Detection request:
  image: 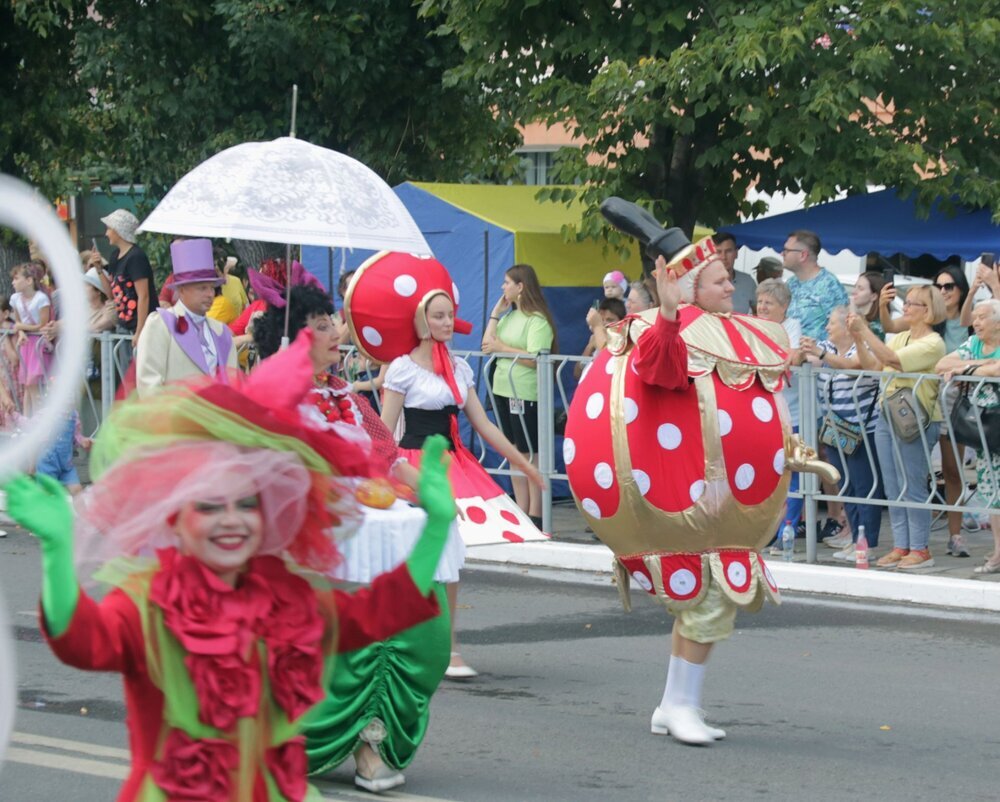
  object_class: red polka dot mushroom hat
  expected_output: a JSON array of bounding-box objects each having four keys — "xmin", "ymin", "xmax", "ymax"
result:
[{"xmin": 344, "ymin": 251, "xmax": 473, "ymax": 364}]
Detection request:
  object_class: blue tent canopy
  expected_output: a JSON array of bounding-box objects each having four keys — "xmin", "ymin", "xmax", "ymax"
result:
[{"xmin": 719, "ymin": 189, "xmax": 1000, "ymax": 261}]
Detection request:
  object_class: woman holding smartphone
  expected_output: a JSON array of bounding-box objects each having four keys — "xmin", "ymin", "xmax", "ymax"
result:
[{"xmin": 481, "ymin": 264, "xmax": 557, "ymax": 527}]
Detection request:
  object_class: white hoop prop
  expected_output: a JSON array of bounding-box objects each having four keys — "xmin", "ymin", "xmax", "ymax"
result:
[
  {"xmin": 0, "ymin": 176, "xmax": 88, "ymax": 769},
  {"xmin": 0, "ymin": 174, "xmax": 89, "ymax": 482}
]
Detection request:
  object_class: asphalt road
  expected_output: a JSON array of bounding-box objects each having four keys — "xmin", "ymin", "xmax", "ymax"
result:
[{"xmin": 1, "ymin": 529, "xmax": 999, "ymax": 802}]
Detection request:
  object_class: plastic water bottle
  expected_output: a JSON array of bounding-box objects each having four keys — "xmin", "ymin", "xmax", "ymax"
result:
[
  {"xmin": 855, "ymin": 525, "xmax": 869, "ymax": 569},
  {"xmin": 781, "ymin": 520, "xmax": 795, "ymax": 562}
]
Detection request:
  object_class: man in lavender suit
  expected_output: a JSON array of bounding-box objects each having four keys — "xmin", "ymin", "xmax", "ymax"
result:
[{"xmin": 135, "ymin": 239, "xmax": 238, "ymax": 398}]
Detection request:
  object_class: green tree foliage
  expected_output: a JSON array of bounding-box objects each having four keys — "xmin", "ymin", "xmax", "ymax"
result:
[
  {"xmin": 3, "ymin": 0, "xmax": 518, "ymax": 203},
  {"xmin": 422, "ymin": 0, "xmax": 1000, "ymax": 240}
]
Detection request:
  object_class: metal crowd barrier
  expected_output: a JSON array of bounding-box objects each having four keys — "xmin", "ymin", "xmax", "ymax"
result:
[{"xmin": 7, "ymin": 329, "xmax": 1000, "ymax": 564}]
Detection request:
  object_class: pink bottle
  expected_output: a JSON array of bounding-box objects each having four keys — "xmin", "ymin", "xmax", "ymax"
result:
[{"xmin": 855, "ymin": 525, "xmax": 869, "ymax": 569}]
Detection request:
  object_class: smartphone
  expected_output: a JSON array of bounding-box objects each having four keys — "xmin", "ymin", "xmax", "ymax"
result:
[
  {"xmin": 884, "ymin": 268, "xmax": 896, "ymax": 285},
  {"xmin": 91, "ymin": 237, "xmax": 99, "ymax": 253},
  {"xmin": 591, "ymin": 299, "xmax": 602, "ymax": 310},
  {"xmin": 983, "ymin": 252, "xmax": 996, "ymax": 268}
]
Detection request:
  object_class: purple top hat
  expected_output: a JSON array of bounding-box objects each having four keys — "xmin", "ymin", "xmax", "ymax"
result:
[{"xmin": 170, "ymin": 239, "xmax": 224, "ymax": 287}]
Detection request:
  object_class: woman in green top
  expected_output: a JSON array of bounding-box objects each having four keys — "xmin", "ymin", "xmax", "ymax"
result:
[
  {"xmin": 880, "ymin": 266, "xmax": 974, "ymax": 558},
  {"xmin": 481, "ymin": 264, "xmax": 557, "ymax": 526},
  {"xmin": 855, "ymin": 284, "xmax": 947, "ymax": 570},
  {"xmin": 936, "ymin": 299, "xmax": 1000, "ymax": 573}
]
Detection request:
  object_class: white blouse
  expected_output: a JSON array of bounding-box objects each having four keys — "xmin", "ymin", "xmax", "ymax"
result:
[{"xmin": 383, "ymin": 354, "xmax": 475, "ymax": 410}]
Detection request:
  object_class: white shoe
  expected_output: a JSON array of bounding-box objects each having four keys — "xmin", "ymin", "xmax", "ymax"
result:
[
  {"xmin": 354, "ymin": 727, "xmax": 405, "ymax": 793},
  {"xmin": 445, "ymin": 652, "xmax": 478, "ymax": 680},
  {"xmin": 823, "ymin": 532, "xmax": 852, "ymax": 549},
  {"xmin": 650, "ymin": 705, "xmax": 714, "ymax": 745},
  {"xmin": 832, "ymin": 544, "xmax": 856, "ymax": 562}
]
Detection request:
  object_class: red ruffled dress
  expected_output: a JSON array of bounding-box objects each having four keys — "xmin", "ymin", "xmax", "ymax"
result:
[{"xmin": 44, "ymin": 549, "xmax": 439, "ymax": 802}]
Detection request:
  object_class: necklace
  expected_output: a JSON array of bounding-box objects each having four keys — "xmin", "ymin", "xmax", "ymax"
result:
[{"xmin": 313, "ymin": 376, "xmax": 357, "ymax": 425}]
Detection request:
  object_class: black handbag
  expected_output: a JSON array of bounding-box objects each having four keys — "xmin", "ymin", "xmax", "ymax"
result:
[{"xmin": 950, "ymin": 378, "xmax": 1000, "ymax": 452}]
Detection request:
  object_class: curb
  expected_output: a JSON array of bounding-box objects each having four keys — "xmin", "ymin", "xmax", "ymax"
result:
[{"xmin": 466, "ymin": 541, "xmax": 1000, "ymax": 613}]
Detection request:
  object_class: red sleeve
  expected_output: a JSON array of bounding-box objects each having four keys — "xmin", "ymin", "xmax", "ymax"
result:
[
  {"xmin": 353, "ymin": 392, "xmax": 398, "ymax": 477},
  {"xmin": 326, "ymin": 564, "xmax": 440, "ymax": 653},
  {"xmin": 229, "ymin": 299, "xmax": 265, "ymax": 335},
  {"xmin": 42, "ymin": 589, "xmax": 145, "ymax": 675},
  {"xmin": 632, "ymin": 313, "xmax": 690, "ymax": 390}
]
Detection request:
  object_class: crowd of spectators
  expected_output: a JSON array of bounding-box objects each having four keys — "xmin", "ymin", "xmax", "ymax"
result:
[
  {"xmin": 5, "ymin": 211, "xmax": 1000, "ymax": 571},
  {"xmin": 570, "ymin": 228, "xmax": 1000, "ymax": 571}
]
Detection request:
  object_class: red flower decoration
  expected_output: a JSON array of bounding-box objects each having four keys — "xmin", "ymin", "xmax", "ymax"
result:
[
  {"xmin": 151, "ymin": 550, "xmax": 271, "ymax": 658},
  {"xmin": 150, "ymin": 729, "xmax": 239, "ymax": 802},
  {"xmin": 253, "ymin": 556, "xmax": 325, "ymax": 646},
  {"xmin": 176, "ymin": 315, "xmax": 189, "ymax": 334},
  {"xmin": 269, "ymin": 645, "xmax": 324, "ymax": 722},
  {"xmin": 266, "ymin": 738, "xmax": 308, "ymax": 802},
  {"xmin": 185, "ymin": 652, "xmax": 261, "ymax": 731}
]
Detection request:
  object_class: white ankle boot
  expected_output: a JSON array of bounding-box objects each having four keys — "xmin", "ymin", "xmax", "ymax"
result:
[
  {"xmin": 355, "ymin": 720, "xmax": 405, "ymax": 793},
  {"xmin": 650, "ymin": 705, "xmax": 714, "ymax": 745}
]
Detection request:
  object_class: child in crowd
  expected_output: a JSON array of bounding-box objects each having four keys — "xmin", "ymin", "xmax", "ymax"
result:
[
  {"xmin": 575, "ymin": 297, "xmax": 627, "ymax": 379},
  {"xmin": 9, "ymin": 263, "xmax": 52, "ymax": 418},
  {"xmin": 0, "ymin": 295, "xmax": 21, "ymax": 424},
  {"xmin": 603, "ymin": 270, "xmax": 630, "ymax": 301},
  {"xmin": 35, "ymin": 408, "xmax": 91, "ymax": 496}
]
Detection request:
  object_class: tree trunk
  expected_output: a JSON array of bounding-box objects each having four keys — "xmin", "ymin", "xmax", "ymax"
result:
[
  {"xmin": 232, "ymin": 239, "xmax": 286, "ymax": 271},
  {"xmin": 0, "ymin": 242, "xmax": 29, "ymax": 297}
]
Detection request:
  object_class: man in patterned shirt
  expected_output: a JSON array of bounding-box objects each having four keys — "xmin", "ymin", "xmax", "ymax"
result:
[{"xmin": 783, "ymin": 230, "xmax": 849, "ymax": 340}]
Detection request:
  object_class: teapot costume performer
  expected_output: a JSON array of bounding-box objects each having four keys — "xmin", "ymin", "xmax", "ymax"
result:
[
  {"xmin": 252, "ymin": 286, "xmax": 451, "ymax": 792},
  {"xmin": 565, "ymin": 200, "xmax": 837, "ymax": 745},
  {"xmin": 1, "ymin": 330, "xmax": 456, "ymax": 801}
]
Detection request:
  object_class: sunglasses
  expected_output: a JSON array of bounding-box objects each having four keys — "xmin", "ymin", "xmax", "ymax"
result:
[{"xmin": 935, "ymin": 282, "xmax": 957, "ymax": 291}]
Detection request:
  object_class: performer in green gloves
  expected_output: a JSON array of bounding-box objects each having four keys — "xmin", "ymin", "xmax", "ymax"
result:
[{"xmin": 3, "ymin": 329, "xmax": 455, "ymax": 802}]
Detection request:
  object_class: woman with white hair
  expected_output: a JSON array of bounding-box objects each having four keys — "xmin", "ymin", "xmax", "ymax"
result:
[
  {"xmin": 755, "ymin": 279, "xmax": 807, "ymax": 552},
  {"xmin": 935, "ymin": 298, "xmax": 1000, "ymax": 573}
]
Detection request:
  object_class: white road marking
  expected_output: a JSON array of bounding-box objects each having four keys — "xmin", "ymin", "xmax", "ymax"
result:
[
  {"xmin": 5, "ymin": 746, "xmax": 128, "ymax": 780},
  {"xmin": 6, "ymin": 731, "xmax": 463, "ymax": 801},
  {"xmin": 12, "ymin": 731, "xmax": 130, "ymax": 760}
]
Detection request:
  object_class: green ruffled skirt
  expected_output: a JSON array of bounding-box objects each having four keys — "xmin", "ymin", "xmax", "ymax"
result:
[{"xmin": 305, "ymin": 583, "xmax": 451, "ymax": 773}]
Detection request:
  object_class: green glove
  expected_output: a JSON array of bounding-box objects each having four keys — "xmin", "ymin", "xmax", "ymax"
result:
[
  {"xmin": 406, "ymin": 435, "xmax": 457, "ymax": 595},
  {"xmin": 3, "ymin": 474, "xmax": 79, "ymax": 637}
]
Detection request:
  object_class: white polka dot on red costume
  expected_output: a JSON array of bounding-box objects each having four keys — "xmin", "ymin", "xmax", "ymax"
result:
[
  {"xmin": 752, "ymin": 397, "xmax": 773, "ymax": 422},
  {"xmin": 624, "ymin": 397, "xmax": 638, "ymax": 424},
  {"xmin": 669, "ymin": 568, "xmax": 696, "ymax": 596},
  {"xmin": 393, "ymin": 274, "xmax": 418, "ymax": 297},
  {"xmin": 563, "ymin": 438, "xmax": 576, "ymax": 465},
  {"xmin": 362, "ymin": 326, "xmax": 383, "ymax": 346},
  {"xmin": 585, "ymin": 393, "xmax": 604, "ymax": 419},
  {"xmin": 689, "ymin": 480, "xmax": 706, "ymax": 503},
  {"xmin": 594, "ymin": 462, "xmax": 614, "ymax": 489},
  {"xmin": 605, "ymin": 357, "xmax": 616, "ymax": 374},
  {"xmin": 726, "ymin": 561, "xmax": 747, "ymax": 586},
  {"xmin": 632, "ymin": 469, "xmax": 650, "ymax": 496},
  {"xmin": 581, "ymin": 497, "xmax": 602, "ymax": 519},
  {"xmin": 632, "ymin": 571, "xmax": 653, "ymax": 592},
  {"xmin": 452, "ymin": 282, "xmax": 460, "ymax": 304},
  {"xmin": 773, "ymin": 448, "xmax": 785, "ymax": 475},
  {"xmin": 718, "ymin": 409, "xmax": 732, "ymax": 436},
  {"xmin": 657, "ymin": 423, "xmax": 682, "ymax": 450},
  {"xmin": 735, "ymin": 463, "xmax": 755, "ymax": 490}
]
